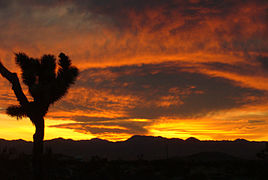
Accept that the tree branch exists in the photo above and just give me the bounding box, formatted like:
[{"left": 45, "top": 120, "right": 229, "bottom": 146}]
[{"left": 0, "top": 61, "right": 29, "bottom": 107}]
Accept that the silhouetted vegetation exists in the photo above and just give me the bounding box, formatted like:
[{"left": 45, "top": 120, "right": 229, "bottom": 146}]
[
  {"left": 0, "top": 53, "right": 78, "bottom": 179},
  {"left": 0, "top": 148, "right": 267, "bottom": 180}
]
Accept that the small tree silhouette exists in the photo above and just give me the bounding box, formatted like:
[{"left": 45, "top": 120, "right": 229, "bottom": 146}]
[{"left": 0, "top": 53, "right": 78, "bottom": 179}]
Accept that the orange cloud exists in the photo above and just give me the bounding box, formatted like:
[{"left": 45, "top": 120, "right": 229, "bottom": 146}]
[
  {"left": 0, "top": 0, "right": 266, "bottom": 68},
  {"left": 0, "top": 0, "right": 268, "bottom": 141}
]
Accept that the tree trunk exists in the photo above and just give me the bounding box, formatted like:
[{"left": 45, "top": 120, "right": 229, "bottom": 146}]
[{"left": 32, "top": 116, "right": 45, "bottom": 180}]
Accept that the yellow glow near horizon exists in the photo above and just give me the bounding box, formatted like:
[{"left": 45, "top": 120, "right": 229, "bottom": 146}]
[
  {"left": 147, "top": 108, "right": 268, "bottom": 142},
  {"left": 0, "top": 113, "right": 95, "bottom": 141},
  {"left": 0, "top": 107, "right": 267, "bottom": 142},
  {"left": 45, "top": 119, "right": 95, "bottom": 140}
]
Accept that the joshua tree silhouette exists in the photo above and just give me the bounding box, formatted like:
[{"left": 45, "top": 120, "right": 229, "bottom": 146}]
[{"left": 0, "top": 53, "right": 78, "bottom": 179}]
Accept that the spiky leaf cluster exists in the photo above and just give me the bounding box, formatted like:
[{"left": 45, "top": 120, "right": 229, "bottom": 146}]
[
  {"left": 7, "top": 53, "right": 79, "bottom": 118},
  {"left": 6, "top": 105, "right": 27, "bottom": 119}
]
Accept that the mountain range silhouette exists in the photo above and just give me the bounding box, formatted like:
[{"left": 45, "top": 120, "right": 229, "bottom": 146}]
[{"left": 0, "top": 135, "right": 266, "bottom": 160}]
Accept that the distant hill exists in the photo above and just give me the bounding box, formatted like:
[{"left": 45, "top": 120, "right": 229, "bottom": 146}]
[{"left": 0, "top": 135, "right": 266, "bottom": 160}]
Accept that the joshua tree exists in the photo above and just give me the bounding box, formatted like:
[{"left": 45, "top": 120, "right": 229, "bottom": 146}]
[{"left": 0, "top": 53, "right": 78, "bottom": 179}]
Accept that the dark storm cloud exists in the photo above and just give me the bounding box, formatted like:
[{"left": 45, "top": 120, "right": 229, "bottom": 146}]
[
  {"left": 0, "top": 0, "right": 267, "bottom": 63},
  {"left": 2, "top": 0, "right": 267, "bottom": 41},
  {"left": 76, "top": 62, "right": 265, "bottom": 118},
  {"left": 71, "top": 0, "right": 267, "bottom": 26},
  {"left": 72, "top": 0, "right": 221, "bottom": 30},
  {"left": 48, "top": 62, "right": 267, "bottom": 134},
  {"left": 50, "top": 61, "right": 267, "bottom": 135},
  {"left": 73, "top": 0, "right": 268, "bottom": 56}
]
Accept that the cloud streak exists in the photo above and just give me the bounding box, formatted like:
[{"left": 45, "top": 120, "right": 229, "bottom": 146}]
[{"left": 47, "top": 62, "right": 268, "bottom": 138}]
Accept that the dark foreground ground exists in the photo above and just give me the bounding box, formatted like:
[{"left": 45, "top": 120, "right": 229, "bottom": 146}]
[{"left": 0, "top": 151, "right": 267, "bottom": 180}]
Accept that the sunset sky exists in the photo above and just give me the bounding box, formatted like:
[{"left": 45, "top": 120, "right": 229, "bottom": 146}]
[{"left": 0, "top": 0, "right": 267, "bottom": 141}]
